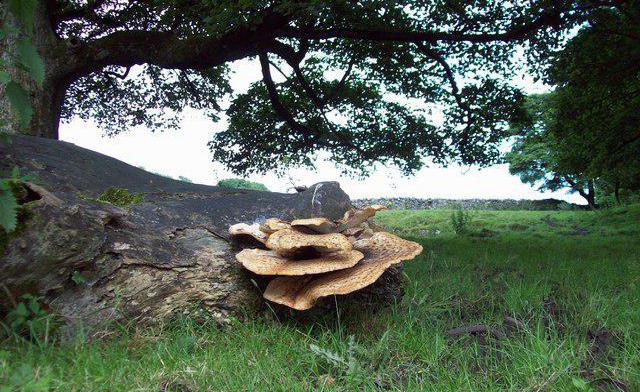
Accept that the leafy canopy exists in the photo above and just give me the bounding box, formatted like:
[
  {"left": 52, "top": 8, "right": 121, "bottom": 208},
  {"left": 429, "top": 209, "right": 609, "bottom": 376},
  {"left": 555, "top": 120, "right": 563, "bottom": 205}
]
[
  {"left": 505, "top": 93, "right": 592, "bottom": 196},
  {"left": 17, "top": 1, "right": 630, "bottom": 175},
  {"left": 505, "top": 2, "right": 640, "bottom": 205},
  {"left": 548, "top": 5, "right": 640, "bottom": 190}
]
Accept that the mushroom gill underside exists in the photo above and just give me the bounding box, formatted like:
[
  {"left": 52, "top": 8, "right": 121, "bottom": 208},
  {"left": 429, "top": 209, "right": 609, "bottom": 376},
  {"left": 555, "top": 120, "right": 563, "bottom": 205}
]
[{"left": 229, "top": 205, "right": 423, "bottom": 310}]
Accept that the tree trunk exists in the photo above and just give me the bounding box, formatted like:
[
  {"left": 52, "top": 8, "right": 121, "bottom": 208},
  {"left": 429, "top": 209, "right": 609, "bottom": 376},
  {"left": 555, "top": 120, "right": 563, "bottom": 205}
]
[
  {"left": 586, "top": 179, "right": 596, "bottom": 209},
  {"left": 570, "top": 176, "right": 597, "bottom": 210},
  {"left": 614, "top": 180, "right": 621, "bottom": 206},
  {"left": 0, "top": 1, "right": 69, "bottom": 139},
  {"left": 0, "top": 75, "right": 66, "bottom": 139},
  {"left": 0, "top": 136, "right": 404, "bottom": 335}
]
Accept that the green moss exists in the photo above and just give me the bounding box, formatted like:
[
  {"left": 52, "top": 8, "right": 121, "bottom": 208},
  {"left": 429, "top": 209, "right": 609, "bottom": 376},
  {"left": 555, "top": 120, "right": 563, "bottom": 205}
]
[
  {"left": 79, "top": 187, "right": 143, "bottom": 207},
  {"left": 217, "top": 178, "right": 269, "bottom": 191}
]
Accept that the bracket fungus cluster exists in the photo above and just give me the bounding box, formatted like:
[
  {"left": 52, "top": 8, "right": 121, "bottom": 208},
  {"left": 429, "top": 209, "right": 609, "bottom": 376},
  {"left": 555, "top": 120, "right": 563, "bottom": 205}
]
[{"left": 228, "top": 205, "right": 423, "bottom": 310}]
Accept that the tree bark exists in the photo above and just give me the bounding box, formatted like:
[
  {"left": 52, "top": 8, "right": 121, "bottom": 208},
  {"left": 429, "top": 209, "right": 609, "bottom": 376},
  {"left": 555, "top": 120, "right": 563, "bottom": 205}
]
[
  {"left": 0, "top": 1, "right": 70, "bottom": 139},
  {"left": 0, "top": 136, "right": 404, "bottom": 335},
  {"left": 586, "top": 179, "right": 596, "bottom": 209},
  {"left": 564, "top": 176, "right": 597, "bottom": 209}
]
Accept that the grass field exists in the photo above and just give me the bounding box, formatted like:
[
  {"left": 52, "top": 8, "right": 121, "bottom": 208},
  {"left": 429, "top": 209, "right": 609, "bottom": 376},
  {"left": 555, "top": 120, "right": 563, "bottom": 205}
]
[{"left": 1, "top": 206, "right": 639, "bottom": 391}]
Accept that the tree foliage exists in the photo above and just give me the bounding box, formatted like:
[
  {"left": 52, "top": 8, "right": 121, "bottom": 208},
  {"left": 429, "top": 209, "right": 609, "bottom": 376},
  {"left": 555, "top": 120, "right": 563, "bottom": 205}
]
[
  {"left": 549, "top": 4, "right": 640, "bottom": 193},
  {"left": 0, "top": 180, "right": 19, "bottom": 232},
  {"left": 217, "top": 178, "right": 269, "bottom": 191},
  {"left": 506, "top": 2, "right": 640, "bottom": 207},
  {"left": 2, "top": 0, "right": 628, "bottom": 175},
  {"left": 62, "top": 65, "right": 231, "bottom": 135},
  {"left": 505, "top": 93, "right": 597, "bottom": 207}
]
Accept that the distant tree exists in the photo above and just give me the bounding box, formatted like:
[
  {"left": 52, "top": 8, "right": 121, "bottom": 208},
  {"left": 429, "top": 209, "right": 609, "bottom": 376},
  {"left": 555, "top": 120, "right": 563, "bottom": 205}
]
[
  {"left": 506, "top": 4, "right": 640, "bottom": 208},
  {"left": 217, "top": 178, "right": 269, "bottom": 191},
  {"left": 505, "top": 94, "right": 597, "bottom": 207},
  {"left": 137, "top": 167, "right": 194, "bottom": 183},
  {"left": 1, "top": 0, "right": 629, "bottom": 176},
  {"left": 548, "top": 5, "right": 640, "bottom": 205}
]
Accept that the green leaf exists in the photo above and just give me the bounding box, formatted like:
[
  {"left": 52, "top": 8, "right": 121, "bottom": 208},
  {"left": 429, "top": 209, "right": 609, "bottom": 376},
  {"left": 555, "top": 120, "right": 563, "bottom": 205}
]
[
  {"left": 0, "top": 180, "right": 19, "bottom": 232},
  {"left": 0, "top": 132, "right": 11, "bottom": 145},
  {"left": 19, "top": 172, "right": 36, "bottom": 182},
  {"left": 27, "top": 299, "right": 41, "bottom": 314},
  {"left": 16, "top": 39, "right": 44, "bottom": 86},
  {"left": 71, "top": 271, "right": 87, "bottom": 285},
  {"left": 14, "top": 303, "right": 28, "bottom": 318},
  {"left": 1, "top": 23, "right": 19, "bottom": 36},
  {"left": 0, "top": 71, "right": 9, "bottom": 84},
  {"left": 5, "top": 81, "right": 33, "bottom": 129},
  {"left": 572, "top": 377, "right": 590, "bottom": 390},
  {"left": 8, "top": 0, "right": 37, "bottom": 34}
]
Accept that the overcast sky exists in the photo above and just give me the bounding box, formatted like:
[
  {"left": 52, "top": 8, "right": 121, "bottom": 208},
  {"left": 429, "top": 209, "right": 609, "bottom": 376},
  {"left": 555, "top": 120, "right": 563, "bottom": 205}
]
[{"left": 59, "top": 59, "right": 584, "bottom": 204}]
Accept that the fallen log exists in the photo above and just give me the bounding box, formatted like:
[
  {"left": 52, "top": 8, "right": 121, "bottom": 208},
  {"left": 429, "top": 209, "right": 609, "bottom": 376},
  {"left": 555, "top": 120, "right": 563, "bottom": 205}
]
[{"left": 0, "top": 136, "right": 403, "bottom": 332}]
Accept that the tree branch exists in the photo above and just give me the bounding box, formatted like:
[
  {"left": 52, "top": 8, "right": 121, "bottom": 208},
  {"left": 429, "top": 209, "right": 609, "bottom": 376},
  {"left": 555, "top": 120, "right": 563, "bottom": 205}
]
[
  {"left": 417, "top": 44, "right": 475, "bottom": 143},
  {"left": 269, "top": 40, "right": 353, "bottom": 110},
  {"left": 74, "top": 12, "right": 291, "bottom": 75},
  {"left": 563, "top": 175, "right": 590, "bottom": 201},
  {"left": 103, "top": 66, "right": 131, "bottom": 80},
  {"left": 291, "top": 64, "right": 324, "bottom": 109},
  {"left": 269, "top": 42, "right": 350, "bottom": 142},
  {"left": 267, "top": 60, "right": 292, "bottom": 82},
  {"left": 259, "top": 52, "right": 368, "bottom": 156},
  {"left": 258, "top": 52, "right": 317, "bottom": 140},
  {"left": 418, "top": 44, "right": 469, "bottom": 112},
  {"left": 271, "top": 46, "right": 325, "bottom": 110},
  {"left": 281, "top": 18, "right": 556, "bottom": 44},
  {"left": 322, "top": 54, "right": 356, "bottom": 106},
  {"left": 179, "top": 70, "right": 204, "bottom": 109},
  {"left": 280, "top": 2, "right": 625, "bottom": 44}
]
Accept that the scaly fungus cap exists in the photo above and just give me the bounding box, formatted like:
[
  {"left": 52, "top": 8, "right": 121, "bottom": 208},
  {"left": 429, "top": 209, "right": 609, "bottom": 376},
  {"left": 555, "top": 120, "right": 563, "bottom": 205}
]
[
  {"left": 290, "top": 217, "right": 339, "bottom": 234},
  {"left": 259, "top": 218, "right": 291, "bottom": 234},
  {"left": 337, "top": 205, "right": 387, "bottom": 231},
  {"left": 265, "top": 229, "right": 352, "bottom": 257},
  {"left": 263, "top": 232, "right": 422, "bottom": 310},
  {"left": 236, "top": 249, "right": 364, "bottom": 276},
  {"left": 228, "top": 223, "right": 268, "bottom": 244}
]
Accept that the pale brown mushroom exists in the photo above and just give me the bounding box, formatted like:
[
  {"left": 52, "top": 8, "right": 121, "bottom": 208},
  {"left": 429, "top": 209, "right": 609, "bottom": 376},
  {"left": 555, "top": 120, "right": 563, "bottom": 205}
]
[
  {"left": 337, "top": 205, "right": 387, "bottom": 232},
  {"left": 236, "top": 249, "right": 364, "bottom": 276},
  {"left": 342, "top": 223, "right": 375, "bottom": 243},
  {"left": 259, "top": 218, "right": 291, "bottom": 234},
  {"left": 358, "top": 227, "right": 375, "bottom": 240},
  {"left": 264, "top": 232, "right": 422, "bottom": 310},
  {"left": 265, "top": 229, "right": 352, "bottom": 257},
  {"left": 228, "top": 223, "right": 268, "bottom": 244},
  {"left": 290, "top": 217, "right": 339, "bottom": 234},
  {"left": 368, "top": 220, "right": 384, "bottom": 232}
]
